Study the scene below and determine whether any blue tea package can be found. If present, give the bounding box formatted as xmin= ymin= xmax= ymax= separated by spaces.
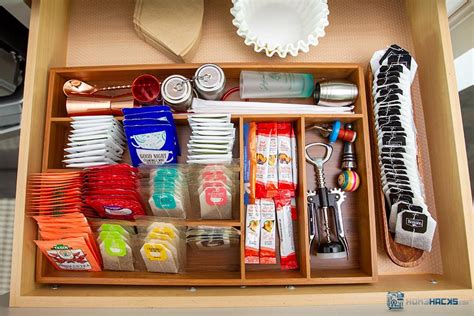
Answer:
xmin=123 ymin=106 xmax=179 ymax=166
xmin=123 ymin=118 xmax=171 ymax=126
xmin=123 ymin=106 xmax=180 ymax=156
xmin=124 ymin=117 xmax=180 ymax=156
xmin=122 ymin=105 xmax=172 ymax=116
xmin=124 ymin=124 xmax=178 ymax=166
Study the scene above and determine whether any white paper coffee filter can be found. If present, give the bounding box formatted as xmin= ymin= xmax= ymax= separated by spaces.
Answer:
xmin=231 ymin=0 xmax=329 ymax=58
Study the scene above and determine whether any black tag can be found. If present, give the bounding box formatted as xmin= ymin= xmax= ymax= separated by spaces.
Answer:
xmin=376 ymin=94 xmax=402 ymax=104
xmin=381 ymin=147 xmax=406 ymax=154
xmin=382 ymin=134 xmax=407 ymax=146
xmin=385 ymin=183 xmax=412 ymax=192
xmin=378 ymin=107 xmax=402 ymax=117
xmin=376 ymin=71 xmax=403 ymax=80
xmin=380 ymin=125 xmax=406 ymax=133
xmin=385 ymin=179 xmax=411 ymax=187
xmin=397 ymin=203 xmax=424 ymax=214
xmin=380 ymin=45 xmax=410 ymax=64
xmin=380 ymin=131 xmax=408 ymax=138
xmin=376 ymin=100 xmax=404 ymax=108
xmin=401 ymin=211 xmax=427 ymax=233
xmin=383 ymin=169 xmax=408 ymax=176
xmin=386 ymin=54 xmax=412 ymax=69
xmin=375 ymin=101 xmax=402 ymax=110
xmin=378 ymin=116 xmax=402 ymax=127
xmin=380 ymin=158 xmax=406 ymax=166
xmin=384 ymin=172 xmax=411 ymax=181
xmin=377 ymin=88 xmax=404 ymax=98
xmin=389 ymin=44 xmax=409 ymax=52
xmin=376 ymin=76 xmax=402 ymax=86
xmin=381 ymin=164 xmax=408 ymax=172
xmin=375 ymin=83 xmax=400 ymax=93
xmin=380 ymin=152 xmax=405 ymax=160
xmin=378 ymin=64 xmax=404 ymax=74
xmin=389 ymin=192 xmax=414 ymax=205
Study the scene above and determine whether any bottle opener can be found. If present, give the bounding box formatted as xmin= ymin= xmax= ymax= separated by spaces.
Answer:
xmin=305 ymin=142 xmax=349 ymax=259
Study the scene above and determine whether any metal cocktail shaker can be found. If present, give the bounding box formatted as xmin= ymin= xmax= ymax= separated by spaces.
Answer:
xmin=314 ymin=80 xmax=358 ymax=107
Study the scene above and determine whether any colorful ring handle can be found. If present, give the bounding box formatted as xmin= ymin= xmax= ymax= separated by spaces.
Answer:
xmin=328 ymin=120 xmax=341 ymax=144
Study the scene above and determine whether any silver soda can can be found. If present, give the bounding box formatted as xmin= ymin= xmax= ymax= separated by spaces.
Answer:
xmin=314 ymin=80 xmax=358 ymax=107
xmin=194 ymin=64 xmax=226 ymax=100
xmin=161 ymin=74 xmax=193 ymax=112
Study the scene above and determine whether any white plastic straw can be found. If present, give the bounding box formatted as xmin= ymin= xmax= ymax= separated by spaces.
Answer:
xmin=190 ymin=98 xmax=354 ymax=114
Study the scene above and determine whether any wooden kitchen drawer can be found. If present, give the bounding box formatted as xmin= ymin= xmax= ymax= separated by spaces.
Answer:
xmin=9 ymin=0 xmax=473 ymax=308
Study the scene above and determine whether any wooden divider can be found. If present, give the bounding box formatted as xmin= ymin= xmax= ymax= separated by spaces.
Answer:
xmin=35 ymin=64 xmax=376 ymax=285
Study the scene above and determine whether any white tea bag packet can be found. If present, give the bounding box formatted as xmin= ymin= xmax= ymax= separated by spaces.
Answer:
xmin=187 ymin=114 xmax=235 ymax=164
xmin=71 ymin=115 xmax=115 ymax=121
xmin=188 ymin=113 xmax=230 ymax=124
xmin=65 ymin=148 xmax=122 ymax=160
xmin=188 ymin=154 xmax=232 ymax=160
xmin=64 ymin=143 xmax=123 ymax=156
xmin=62 ymin=155 xmax=118 ymax=164
xmin=187 ymin=158 xmax=233 ymax=164
xmin=64 ymin=116 xmax=126 ymax=168
xmin=394 ymin=209 xmax=436 ymax=252
xmin=70 ymin=123 xmax=124 ymax=135
xmin=193 ymin=129 xmax=235 ymax=137
xmin=190 ymin=135 xmax=234 ymax=143
xmin=189 ymin=122 xmax=234 ymax=129
xmin=70 ymin=119 xmax=119 ymax=128
xmin=65 ymin=161 xmax=113 ymax=168
xmin=189 ymin=148 xmax=231 ymax=154
xmin=66 ymin=138 xmax=124 ymax=152
xmin=389 ymin=198 xmax=427 ymax=233
xmin=188 ymin=143 xmax=233 ymax=150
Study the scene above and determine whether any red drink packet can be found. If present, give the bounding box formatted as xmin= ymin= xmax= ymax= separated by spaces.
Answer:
xmin=275 ymin=191 xmax=298 ymax=270
xmin=86 ymin=197 xmax=145 ymax=220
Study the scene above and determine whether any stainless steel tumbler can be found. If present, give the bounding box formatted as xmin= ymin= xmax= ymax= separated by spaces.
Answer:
xmin=314 ymin=80 xmax=358 ymax=107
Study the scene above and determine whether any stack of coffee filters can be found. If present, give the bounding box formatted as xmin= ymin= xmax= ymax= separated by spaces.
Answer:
xmin=133 ymin=0 xmax=204 ymax=62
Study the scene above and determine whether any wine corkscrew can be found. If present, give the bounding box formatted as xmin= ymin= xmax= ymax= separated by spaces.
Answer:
xmin=305 ymin=142 xmax=349 ymax=259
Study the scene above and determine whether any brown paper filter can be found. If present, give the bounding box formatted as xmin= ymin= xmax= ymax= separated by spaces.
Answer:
xmin=133 ymin=0 xmax=204 ymax=62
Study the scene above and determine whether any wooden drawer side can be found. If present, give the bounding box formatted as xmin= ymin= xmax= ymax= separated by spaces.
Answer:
xmin=9 ymin=0 xmax=71 ymax=305
xmin=406 ymin=0 xmax=474 ymax=289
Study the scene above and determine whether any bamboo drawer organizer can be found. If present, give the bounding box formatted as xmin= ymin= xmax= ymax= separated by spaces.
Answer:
xmin=39 ymin=64 xmax=375 ymax=286
xmin=10 ymin=0 xmax=473 ymax=308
